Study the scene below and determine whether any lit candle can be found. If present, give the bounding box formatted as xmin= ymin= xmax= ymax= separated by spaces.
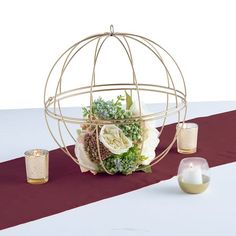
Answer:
xmin=182 ymin=163 xmax=202 ymax=184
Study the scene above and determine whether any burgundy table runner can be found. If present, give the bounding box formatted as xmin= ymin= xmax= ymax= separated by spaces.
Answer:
xmin=1 ymin=110 xmax=236 ymax=230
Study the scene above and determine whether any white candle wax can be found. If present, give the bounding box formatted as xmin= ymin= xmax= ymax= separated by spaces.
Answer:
xmin=182 ymin=164 xmax=202 ymax=184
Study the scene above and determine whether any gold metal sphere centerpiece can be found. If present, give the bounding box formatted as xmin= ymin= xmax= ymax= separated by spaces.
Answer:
xmin=44 ymin=25 xmax=187 ymax=175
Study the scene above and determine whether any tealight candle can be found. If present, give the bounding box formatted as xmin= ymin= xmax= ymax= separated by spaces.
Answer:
xmin=178 ymin=157 xmax=210 ymax=194
xmin=182 ymin=163 xmax=202 ymax=184
xmin=25 ymin=149 xmax=49 ymax=184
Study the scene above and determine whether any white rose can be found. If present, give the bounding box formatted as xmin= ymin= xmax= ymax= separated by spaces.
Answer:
xmin=99 ymin=125 xmax=133 ymax=154
xmin=130 ymin=99 xmax=155 ymax=127
xmin=130 ymin=100 xmax=148 ymax=117
xmin=141 ymin=124 xmax=160 ymax=165
xmin=130 ymin=100 xmax=160 ymax=165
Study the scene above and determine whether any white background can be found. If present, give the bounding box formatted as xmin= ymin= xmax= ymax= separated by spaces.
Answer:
xmin=0 ymin=0 xmax=235 ymax=109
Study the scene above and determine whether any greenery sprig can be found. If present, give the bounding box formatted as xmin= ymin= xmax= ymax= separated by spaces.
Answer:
xmin=97 ymin=145 xmax=150 ymax=175
xmin=82 ymin=95 xmax=141 ymax=141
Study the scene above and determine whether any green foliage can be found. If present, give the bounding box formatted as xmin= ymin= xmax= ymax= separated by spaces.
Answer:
xmin=97 ymin=145 xmax=149 ymax=175
xmin=136 ymin=165 xmax=152 ymax=173
xmin=119 ymin=123 xmax=141 ymax=141
xmin=125 ymin=91 xmax=133 ymax=110
xmin=82 ymin=96 xmax=128 ymax=120
xmin=82 ymin=95 xmax=141 ymax=141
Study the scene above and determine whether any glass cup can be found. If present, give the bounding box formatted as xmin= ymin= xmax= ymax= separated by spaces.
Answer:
xmin=25 ymin=149 xmax=49 ymax=184
xmin=176 ymin=123 xmax=198 ymax=154
xmin=178 ymin=157 xmax=210 ymax=194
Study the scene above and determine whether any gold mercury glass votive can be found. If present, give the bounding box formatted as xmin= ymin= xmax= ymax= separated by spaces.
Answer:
xmin=25 ymin=149 xmax=49 ymax=184
xmin=178 ymin=157 xmax=210 ymax=194
xmin=176 ymin=123 xmax=198 ymax=154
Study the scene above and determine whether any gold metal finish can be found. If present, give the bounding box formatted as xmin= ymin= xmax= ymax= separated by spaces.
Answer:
xmin=177 ymin=147 xmax=197 ymax=154
xmin=25 ymin=149 xmax=49 ymax=184
xmin=176 ymin=122 xmax=198 ymax=154
xmin=44 ymin=25 xmax=187 ymax=174
xmin=178 ymin=175 xmax=210 ymax=194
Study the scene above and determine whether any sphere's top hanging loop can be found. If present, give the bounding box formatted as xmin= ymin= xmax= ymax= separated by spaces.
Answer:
xmin=110 ymin=24 xmax=114 ymax=36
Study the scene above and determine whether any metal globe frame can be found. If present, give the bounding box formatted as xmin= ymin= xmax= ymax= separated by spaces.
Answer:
xmin=44 ymin=25 xmax=187 ymax=174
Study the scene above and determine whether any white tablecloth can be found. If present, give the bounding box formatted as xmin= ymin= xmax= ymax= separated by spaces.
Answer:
xmin=1 ymin=101 xmax=236 ymax=236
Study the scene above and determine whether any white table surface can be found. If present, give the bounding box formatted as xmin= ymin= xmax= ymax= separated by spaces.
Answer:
xmin=1 ymin=101 xmax=236 ymax=235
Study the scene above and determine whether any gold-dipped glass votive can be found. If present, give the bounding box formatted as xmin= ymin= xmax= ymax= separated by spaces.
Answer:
xmin=178 ymin=157 xmax=210 ymax=194
xmin=25 ymin=149 xmax=49 ymax=184
xmin=176 ymin=122 xmax=198 ymax=154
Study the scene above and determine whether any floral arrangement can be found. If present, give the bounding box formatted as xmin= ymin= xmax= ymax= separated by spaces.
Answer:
xmin=75 ymin=92 xmax=160 ymax=175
